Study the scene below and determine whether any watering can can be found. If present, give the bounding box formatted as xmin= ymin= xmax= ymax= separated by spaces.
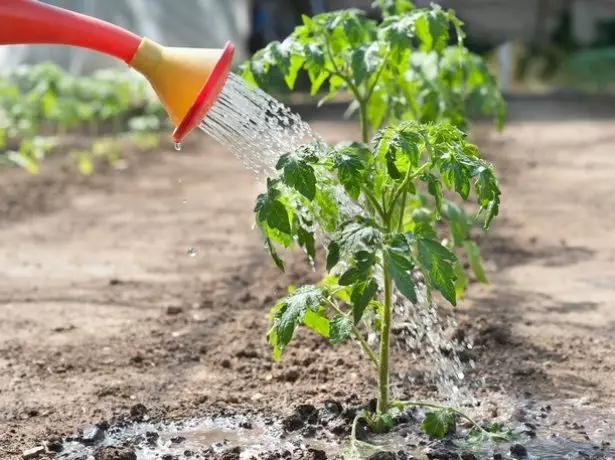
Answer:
xmin=0 ymin=0 xmax=236 ymax=143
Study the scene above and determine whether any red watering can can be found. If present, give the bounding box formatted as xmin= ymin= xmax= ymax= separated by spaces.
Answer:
xmin=0 ymin=0 xmax=236 ymax=143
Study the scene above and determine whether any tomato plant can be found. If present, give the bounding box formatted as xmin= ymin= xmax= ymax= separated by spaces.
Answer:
xmin=0 ymin=63 xmax=166 ymax=174
xmin=242 ymin=0 xmax=508 ymax=444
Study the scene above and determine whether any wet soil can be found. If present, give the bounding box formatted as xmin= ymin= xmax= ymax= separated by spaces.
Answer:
xmin=2 ymin=98 xmax=615 ymax=458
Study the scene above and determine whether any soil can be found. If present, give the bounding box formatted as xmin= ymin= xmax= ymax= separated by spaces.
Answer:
xmin=1 ymin=96 xmax=615 ymax=459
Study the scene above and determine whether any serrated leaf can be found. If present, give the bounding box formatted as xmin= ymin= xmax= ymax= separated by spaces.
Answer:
xmin=338 ymin=267 xmax=360 ymax=286
xmin=276 ymin=154 xmax=317 ymax=200
xmin=417 ymin=238 xmax=457 ymax=305
xmin=423 ymin=173 xmax=442 ymax=217
xmin=330 ymin=314 xmax=352 ymax=344
xmin=303 ymin=308 xmax=330 ymax=337
xmin=332 ymin=145 xmax=366 ymax=199
xmin=327 ymin=240 xmax=340 ymax=271
xmin=351 ymin=279 xmax=378 ymax=324
xmin=269 ymin=286 xmax=324 ymax=357
xmin=421 ymin=410 xmax=456 ymax=439
xmin=464 ymin=240 xmax=488 ymax=283
xmin=297 ymin=226 xmax=316 ymax=262
xmin=384 ymin=234 xmax=417 ymax=303
xmin=267 ymin=200 xmax=291 ymax=235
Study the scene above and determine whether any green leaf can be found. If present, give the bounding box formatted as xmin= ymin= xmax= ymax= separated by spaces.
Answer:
xmin=464 ymin=240 xmax=488 ymax=283
xmin=269 ymin=286 xmax=325 ymax=357
xmin=276 ymin=154 xmax=317 ymax=200
xmin=330 ymin=314 xmax=352 ymax=344
xmin=351 ymin=46 xmax=368 ymax=86
xmin=266 ymin=237 xmax=285 ymax=272
xmin=417 ymin=238 xmax=457 ymax=305
xmin=303 ymin=308 xmax=330 ymax=337
xmin=384 ymin=234 xmax=417 ymax=303
xmin=297 ymin=226 xmax=316 ymax=262
xmin=421 ymin=409 xmax=456 ymax=439
xmin=442 ymin=201 xmax=470 ymax=246
xmin=339 ymin=267 xmax=361 ymax=286
xmin=327 ymin=240 xmax=340 ymax=271
xmin=351 ymin=279 xmax=378 ymax=324
xmin=454 ymin=259 xmax=468 ymax=299
xmin=331 ymin=144 xmax=366 ymax=199
xmin=423 ymin=173 xmax=442 ymax=217
xmin=267 ymin=200 xmax=291 ymax=235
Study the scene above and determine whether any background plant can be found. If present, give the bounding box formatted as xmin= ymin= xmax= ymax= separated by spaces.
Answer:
xmin=0 ymin=63 xmax=166 ymax=174
xmin=242 ymin=0 xmax=506 ymax=442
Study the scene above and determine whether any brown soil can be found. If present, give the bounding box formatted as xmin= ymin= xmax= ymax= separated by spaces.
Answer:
xmin=1 ymin=97 xmax=615 ymax=458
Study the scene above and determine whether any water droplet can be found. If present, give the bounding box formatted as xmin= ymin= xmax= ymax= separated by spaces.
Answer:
xmin=182 ymin=199 xmax=187 ymax=205
xmin=174 ymin=142 xmax=182 ymax=151
xmin=187 ymin=247 xmax=197 ymax=258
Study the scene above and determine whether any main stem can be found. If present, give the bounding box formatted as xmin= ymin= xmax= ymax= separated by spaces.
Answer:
xmin=357 ymin=96 xmax=392 ymax=421
xmin=377 ymin=268 xmax=393 ymax=416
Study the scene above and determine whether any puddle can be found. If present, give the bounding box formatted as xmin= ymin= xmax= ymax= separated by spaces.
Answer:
xmin=54 ymin=399 xmax=615 ymax=459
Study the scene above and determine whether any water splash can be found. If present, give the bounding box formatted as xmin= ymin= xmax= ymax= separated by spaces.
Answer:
xmin=187 ymin=247 xmax=197 ymax=258
xmin=200 ymin=73 xmax=319 ymax=179
xmin=174 ymin=142 xmax=182 ymax=151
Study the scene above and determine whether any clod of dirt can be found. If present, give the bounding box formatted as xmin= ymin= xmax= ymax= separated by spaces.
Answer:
xmin=306 ymin=448 xmax=327 ymax=460
xmin=145 ymin=431 xmax=159 ymax=445
xmin=323 ymin=399 xmax=343 ymax=416
xmin=165 ymin=305 xmax=184 ymax=315
xmin=129 ymin=403 xmax=148 ymax=421
xmin=46 ymin=436 xmax=63 ymax=453
xmin=460 ymin=453 xmax=476 ymax=460
xmin=215 ymin=446 xmax=242 ymax=460
xmin=220 ymin=359 xmax=232 ymax=369
xmin=280 ymin=368 xmax=301 ymax=382
xmin=93 ymin=445 xmax=137 ymax=460
xmin=170 ymin=436 xmax=185 ymax=444
xmin=22 ymin=446 xmax=45 ymax=460
xmin=79 ymin=424 xmax=105 ymax=445
xmin=236 ymin=345 xmax=260 ymax=359
xmin=510 ymin=444 xmax=528 ymax=458
xmin=282 ymin=413 xmax=304 ymax=432
xmin=367 ymin=452 xmax=396 ymax=460
xmin=426 ymin=449 xmax=459 ymax=460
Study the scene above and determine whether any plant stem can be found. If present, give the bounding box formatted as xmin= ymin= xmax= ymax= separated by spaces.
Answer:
xmin=359 ymin=100 xmax=370 ymax=143
xmin=377 ymin=269 xmax=393 ymax=416
xmin=324 ymin=299 xmax=380 ymax=369
xmin=362 ymin=186 xmax=386 ymax=221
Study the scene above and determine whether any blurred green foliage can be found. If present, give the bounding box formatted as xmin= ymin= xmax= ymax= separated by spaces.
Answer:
xmin=0 ymin=62 xmax=166 ymax=174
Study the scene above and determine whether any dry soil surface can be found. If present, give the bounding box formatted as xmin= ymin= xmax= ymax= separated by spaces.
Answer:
xmin=1 ymin=97 xmax=615 ymax=458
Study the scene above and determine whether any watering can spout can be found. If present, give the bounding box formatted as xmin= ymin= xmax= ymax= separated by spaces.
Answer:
xmin=0 ymin=0 xmax=235 ymax=142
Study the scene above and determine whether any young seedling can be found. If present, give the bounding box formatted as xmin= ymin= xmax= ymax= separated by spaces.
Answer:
xmin=243 ymin=0 xmax=506 ymax=443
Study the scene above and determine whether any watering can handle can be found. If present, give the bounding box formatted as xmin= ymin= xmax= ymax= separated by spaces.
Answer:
xmin=0 ymin=0 xmax=142 ymax=63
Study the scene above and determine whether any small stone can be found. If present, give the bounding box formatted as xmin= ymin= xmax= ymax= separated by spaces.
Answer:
xmin=492 ymin=455 xmax=503 ymax=460
xmin=93 ymin=445 xmax=137 ymax=460
xmin=22 ymin=446 xmax=45 ymax=459
xmin=170 ymin=436 xmax=185 ymax=444
xmin=80 ymin=424 xmax=104 ymax=445
xmin=166 ymin=305 xmax=183 ymax=315
xmin=239 ymin=421 xmax=253 ymax=429
xmin=510 ymin=444 xmax=527 ymax=458
xmin=461 ymin=453 xmax=476 ymax=460
xmin=220 ymin=359 xmax=232 ymax=369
